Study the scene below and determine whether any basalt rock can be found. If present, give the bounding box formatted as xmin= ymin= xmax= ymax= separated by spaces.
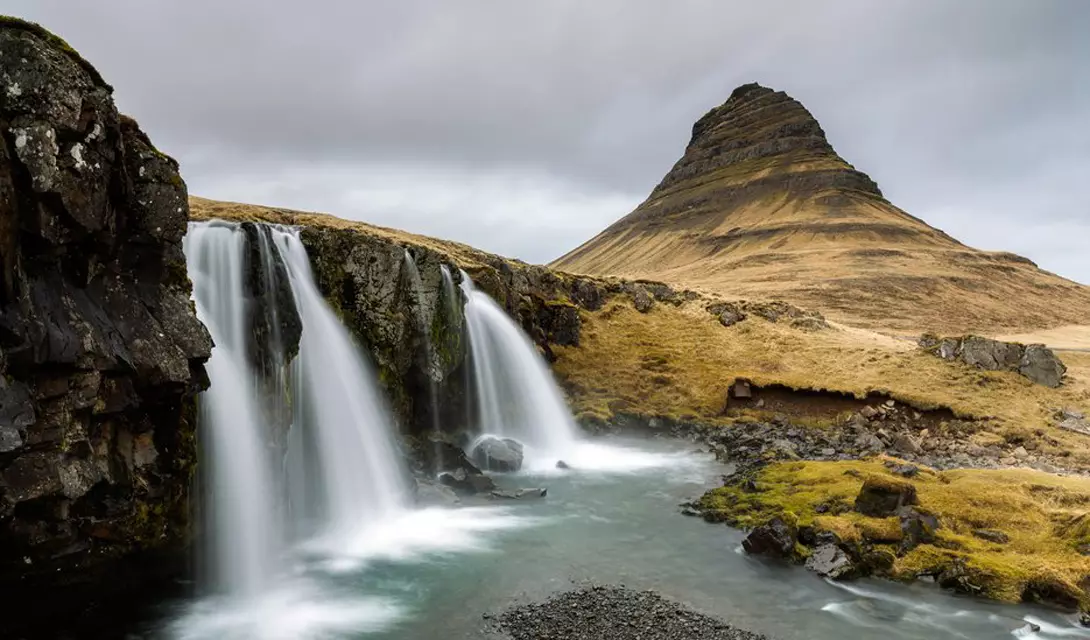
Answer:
xmin=854 ymin=476 xmax=917 ymax=517
xmin=472 ymin=436 xmax=525 ymax=472
xmin=0 ymin=18 xmax=210 ymax=634
xmin=919 ymin=334 xmax=1066 ymax=388
xmin=742 ymin=516 xmax=797 ymax=557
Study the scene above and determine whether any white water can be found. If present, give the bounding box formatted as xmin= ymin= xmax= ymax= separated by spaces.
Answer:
xmin=272 ymin=228 xmax=411 ymax=544
xmin=183 ymin=222 xmax=281 ymax=598
xmin=459 ymin=272 xmax=579 ymax=469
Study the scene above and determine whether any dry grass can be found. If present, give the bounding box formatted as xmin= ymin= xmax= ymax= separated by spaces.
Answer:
xmin=553 ymin=299 xmax=1090 ymax=465
xmin=700 ymin=458 xmax=1090 ymax=605
xmin=551 ymin=167 xmax=1090 ymax=336
xmin=189 ymin=196 xmax=500 ymax=270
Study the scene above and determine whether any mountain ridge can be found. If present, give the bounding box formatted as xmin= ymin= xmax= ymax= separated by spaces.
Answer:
xmin=551 ymin=83 xmax=1090 ymax=334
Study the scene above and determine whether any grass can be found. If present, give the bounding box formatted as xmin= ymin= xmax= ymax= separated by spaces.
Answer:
xmin=699 ymin=458 xmax=1090 ymax=606
xmin=553 ymin=297 xmax=1090 ymax=464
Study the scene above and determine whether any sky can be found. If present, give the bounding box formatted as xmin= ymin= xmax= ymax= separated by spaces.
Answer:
xmin=8 ymin=0 xmax=1089 ymax=283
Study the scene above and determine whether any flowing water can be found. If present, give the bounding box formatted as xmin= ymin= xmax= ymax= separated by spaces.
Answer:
xmin=272 ymin=227 xmax=411 ymax=548
xmin=168 ymin=222 xmax=1090 ymax=640
xmin=402 ymin=251 xmax=443 ymax=442
xmin=459 ymin=272 xmax=579 ymax=468
xmin=183 ymin=222 xmax=283 ymax=598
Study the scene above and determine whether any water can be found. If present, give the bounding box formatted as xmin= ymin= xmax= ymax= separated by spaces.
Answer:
xmin=161 ymin=435 xmax=1089 ymax=640
xmin=183 ymin=222 xmax=282 ymax=598
xmin=459 ymin=272 xmax=579 ymax=468
xmin=272 ymin=228 xmax=412 ymax=548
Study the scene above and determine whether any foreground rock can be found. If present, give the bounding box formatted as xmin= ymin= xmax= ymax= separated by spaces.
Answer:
xmin=0 ymin=18 xmax=210 ymax=635
xmin=473 ymin=436 xmax=525 ymax=472
xmin=919 ymin=334 xmax=1066 ymax=387
xmin=495 ymin=585 xmax=767 ymax=640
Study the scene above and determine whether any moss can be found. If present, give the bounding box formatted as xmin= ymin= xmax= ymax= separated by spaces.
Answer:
xmin=702 ymin=458 xmax=1090 ymax=608
xmin=0 ymin=16 xmax=111 ymax=89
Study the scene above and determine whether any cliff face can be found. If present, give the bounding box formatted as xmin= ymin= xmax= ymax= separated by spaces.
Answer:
xmin=552 ymin=83 xmax=1090 ymax=334
xmin=188 ymin=198 xmax=630 ymax=439
xmin=0 ymin=18 xmax=210 ymax=629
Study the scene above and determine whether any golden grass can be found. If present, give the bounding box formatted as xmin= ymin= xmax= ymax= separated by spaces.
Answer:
xmin=699 ymin=458 xmax=1090 ymax=605
xmin=552 ymin=176 xmax=1090 ymax=335
xmin=553 ymin=299 xmax=1090 ymax=465
xmin=189 ymin=196 xmax=500 ymax=270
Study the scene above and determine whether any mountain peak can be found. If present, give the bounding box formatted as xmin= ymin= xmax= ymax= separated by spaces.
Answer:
xmin=551 ymin=85 xmax=1090 ymax=333
xmin=650 ymin=83 xmax=883 ymax=202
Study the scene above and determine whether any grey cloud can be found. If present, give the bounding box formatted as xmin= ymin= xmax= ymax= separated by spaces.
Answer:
xmin=6 ymin=0 xmax=1089 ymax=281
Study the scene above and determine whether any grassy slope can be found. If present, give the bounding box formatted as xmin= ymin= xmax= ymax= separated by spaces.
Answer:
xmin=699 ymin=458 xmax=1090 ymax=607
xmin=554 ymin=297 xmax=1090 ymax=466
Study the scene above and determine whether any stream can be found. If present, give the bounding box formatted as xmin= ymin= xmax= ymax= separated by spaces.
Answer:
xmin=153 ymin=436 xmax=1089 ymax=640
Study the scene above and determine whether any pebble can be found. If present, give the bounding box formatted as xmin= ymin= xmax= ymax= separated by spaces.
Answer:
xmin=496 ymin=585 xmax=767 ymax=640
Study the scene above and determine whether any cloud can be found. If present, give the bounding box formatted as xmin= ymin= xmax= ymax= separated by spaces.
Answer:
xmin=6 ymin=0 xmax=1089 ymax=281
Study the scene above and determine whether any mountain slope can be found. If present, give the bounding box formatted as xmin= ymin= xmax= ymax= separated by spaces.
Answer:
xmin=552 ymin=83 xmax=1090 ymax=333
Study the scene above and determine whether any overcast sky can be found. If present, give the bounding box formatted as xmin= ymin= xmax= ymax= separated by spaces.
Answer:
xmin=9 ymin=0 xmax=1089 ymax=283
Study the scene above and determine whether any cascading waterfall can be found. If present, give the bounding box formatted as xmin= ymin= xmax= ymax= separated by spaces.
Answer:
xmin=273 ymin=228 xmax=411 ymax=542
xmin=183 ymin=222 xmax=282 ymax=598
xmin=459 ymin=272 xmax=578 ymax=466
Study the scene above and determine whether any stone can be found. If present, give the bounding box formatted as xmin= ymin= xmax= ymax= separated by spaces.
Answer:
xmin=730 ymin=379 xmax=753 ymax=399
xmin=898 ymin=506 xmax=940 ymax=552
xmin=472 ymin=437 xmax=525 ymax=472
xmin=854 ymin=476 xmax=917 ymax=517
xmin=439 ymin=468 xmax=497 ymax=496
xmin=1020 ymin=344 xmax=1067 ymax=388
xmin=887 ymin=463 xmax=920 ymax=478
xmin=972 ymin=529 xmax=1009 ymax=544
xmin=556 ymin=460 xmax=570 ymax=470
xmin=805 ymin=544 xmax=855 ymax=579
xmin=860 ymin=405 xmax=879 ymax=420
xmin=1012 ymin=446 xmax=1029 ymax=460
xmin=632 ymin=288 xmax=654 ymax=313
xmin=490 ymin=488 xmax=547 ymax=500
xmin=820 ymin=447 xmax=836 ymax=457
xmin=893 ymin=434 xmax=922 ymax=455
xmin=742 ymin=517 xmax=796 ymax=557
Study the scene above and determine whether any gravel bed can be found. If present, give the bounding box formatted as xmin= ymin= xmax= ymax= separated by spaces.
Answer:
xmin=494 ymin=585 xmax=769 ymax=640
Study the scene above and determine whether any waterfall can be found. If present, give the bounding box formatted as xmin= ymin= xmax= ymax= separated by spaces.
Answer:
xmin=183 ymin=222 xmax=282 ymax=598
xmin=272 ymin=228 xmax=411 ymax=542
xmin=459 ymin=272 xmax=578 ymax=467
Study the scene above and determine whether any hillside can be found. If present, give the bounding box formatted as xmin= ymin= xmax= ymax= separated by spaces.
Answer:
xmin=552 ymin=83 xmax=1090 ymax=334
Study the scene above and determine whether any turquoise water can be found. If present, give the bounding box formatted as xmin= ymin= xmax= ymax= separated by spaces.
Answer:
xmin=160 ymin=437 xmax=1090 ymax=640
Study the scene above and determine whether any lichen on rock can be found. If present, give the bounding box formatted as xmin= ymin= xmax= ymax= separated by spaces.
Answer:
xmin=0 ymin=17 xmax=210 ymax=633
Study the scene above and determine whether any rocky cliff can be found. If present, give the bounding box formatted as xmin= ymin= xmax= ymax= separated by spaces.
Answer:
xmin=0 ymin=17 xmax=210 ymax=633
xmin=552 ymin=83 xmax=1090 ymax=334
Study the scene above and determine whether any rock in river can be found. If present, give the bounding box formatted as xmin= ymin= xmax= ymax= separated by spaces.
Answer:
xmin=805 ymin=543 xmax=855 ymax=579
xmin=742 ymin=516 xmax=797 ymax=557
xmin=472 ymin=436 xmax=525 ymax=472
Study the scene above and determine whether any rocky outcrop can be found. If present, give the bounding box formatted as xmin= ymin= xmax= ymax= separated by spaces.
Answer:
xmin=471 ymin=436 xmax=525 ymax=472
xmin=919 ymin=334 xmax=1067 ymax=387
xmin=0 ymin=17 xmax=209 ymax=632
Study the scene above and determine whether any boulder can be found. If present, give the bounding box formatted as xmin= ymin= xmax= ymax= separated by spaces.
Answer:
xmin=632 ymin=288 xmax=654 ymax=313
xmin=898 ymin=506 xmax=940 ymax=552
xmin=805 ymin=543 xmax=855 ymax=579
xmin=472 ymin=436 xmax=525 ymax=472
xmin=893 ymin=434 xmax=922 ymax=455
xmin=1020 ymin=344 xmax=1067 ymax=388
xmin=742 ymin=517 xmax=797 ymax=557
xmin=919 ymin=334 xmax=1066 ymax=388
xmin=854 ymin=476 xmax=917 ymax=517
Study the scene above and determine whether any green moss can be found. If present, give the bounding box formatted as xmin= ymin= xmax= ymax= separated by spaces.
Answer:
xmin=700 ymin=459 xmax=1090 ymax=608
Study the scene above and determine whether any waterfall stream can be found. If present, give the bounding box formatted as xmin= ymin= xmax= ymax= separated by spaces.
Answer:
xmin=183 ymin=222 xmax=282 ymax=598
xmin=459 ymin=271 xmax=579 ymax=468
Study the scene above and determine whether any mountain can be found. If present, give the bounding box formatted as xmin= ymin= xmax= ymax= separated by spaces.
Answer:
xmin=551 ymin=83 xmax=1090 ymax=334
